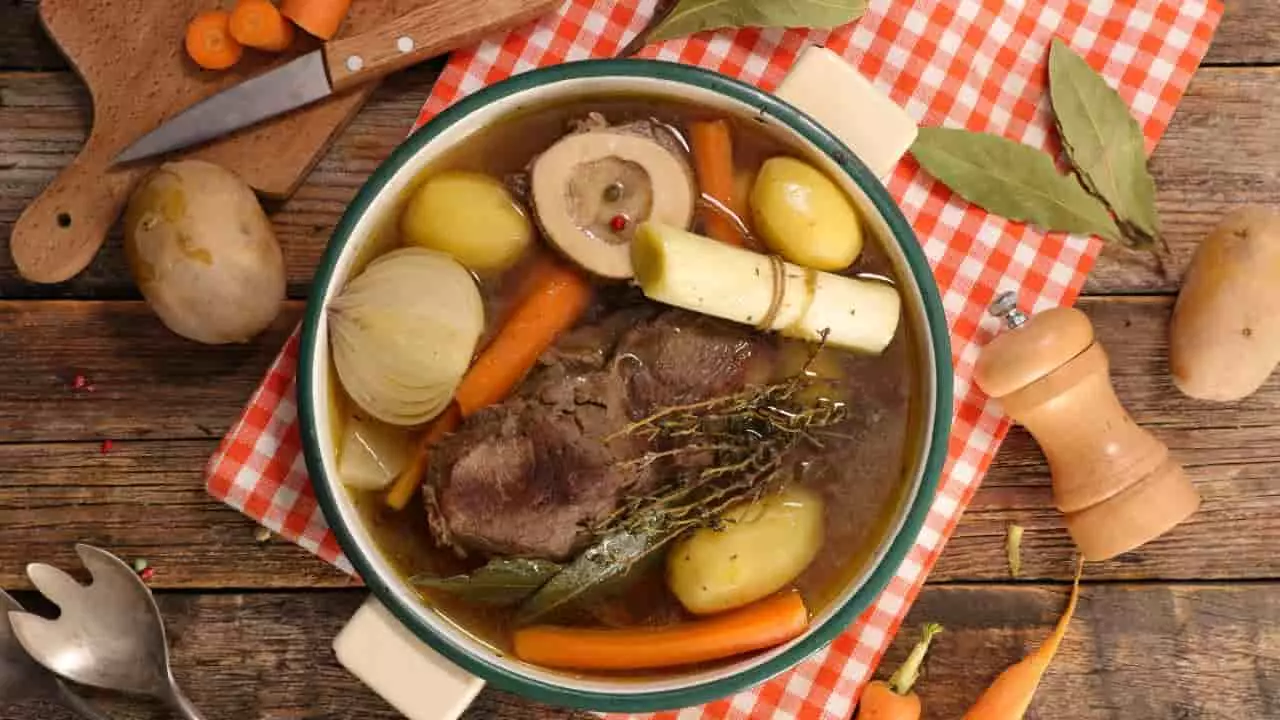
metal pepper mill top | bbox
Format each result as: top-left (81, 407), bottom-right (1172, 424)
top-left (974, 291), bottom-right (1201, 561)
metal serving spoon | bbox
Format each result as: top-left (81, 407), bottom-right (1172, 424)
top-left (7, 544), bottom-right (206, 720)
top-left (0, 589), bottom-right (111, 719)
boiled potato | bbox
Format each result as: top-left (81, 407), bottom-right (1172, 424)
top-left (750, 157), bottom-right (862, 271)
top-left (401, 171), bottom-right (532, 274)
top-left (667, 485), bottom-right (824, 615)
top-left (1170, 205), bottom-right (1280, 400)
top-left (124, 160), bottom-right (284, 345)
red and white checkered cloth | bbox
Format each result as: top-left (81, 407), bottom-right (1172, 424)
top-left (207, 1), bottom-right (1222, 717)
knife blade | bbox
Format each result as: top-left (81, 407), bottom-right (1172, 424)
top-left (116, 52), bottom-right (332, 164)
top-left (114, 0), bottom-right (559, 165)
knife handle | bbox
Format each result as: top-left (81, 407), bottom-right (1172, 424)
top-left (324, 0), bottom-right (559, 94)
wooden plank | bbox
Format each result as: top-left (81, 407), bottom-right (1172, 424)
top-left (1084, 63), bottom-right (1280, 294)
top-left (3, 65), bottom-right (1280, 298)
top-left (0, 590), bottom-right (580, 720)
top-left (5, 296), bottom-right (1276, 440)
top-left (0, 300), bottom-right (302, 444)
top-left (936, 295), bottom-right (1280, 581)
top-left (3, 0), bottom-right (1280, 70)
top-left (1210, 0), bottom-right (1280, 65)
top-left (0, 3), bottom-right (65, 70)
top-left (879, 582), bottom-right (1280, 720)
top-left (0, 421), bottom-right (1273, 590)
top-left (934, 424), bottom-right (1280, 582)
top-left (0, 439), bottom-right (355, 590)
top-left (0, 298), bottom-right (1276, 588)
top-left (0, 584), bottom-right (1273, 719)
top-left (0, 67), bottom-right (435, 299)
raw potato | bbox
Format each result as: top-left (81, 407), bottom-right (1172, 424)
top-left (750, 157), bottom-right (863, 271)
top-left (667, 485), bottom-right (824, 616)
top-left (1170, 206), bottom-right (1280, 401)
top-left (124, 160), bottom-right (285, 344)
top-left (401, 171), bottom-right (533, 274)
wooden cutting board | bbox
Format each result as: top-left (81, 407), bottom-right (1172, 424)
top-left (12, 0), bottom-right (528, 284)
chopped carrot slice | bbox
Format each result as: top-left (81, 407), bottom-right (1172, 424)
top-left (281, 0), bottom-right (353, 40)
top-left (185, 11), bottom-right (244, 71)
top-left (230, 0), bottom-right (296, 52)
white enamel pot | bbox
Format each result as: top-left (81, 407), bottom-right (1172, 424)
top-left (298, 54), bottom-right (952, 718)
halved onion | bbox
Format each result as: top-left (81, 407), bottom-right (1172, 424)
top-left (328, 247), bottom-right (484, 426)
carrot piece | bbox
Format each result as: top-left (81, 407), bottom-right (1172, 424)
top-left (281, 0), bottom-right (353, 40)
top-left (962, 558), bottom-right (1085, 719)
top-left (453, 255), bottom-right (593, 416)
top-left (689, 119), bottom-right (745, 247)
top-left (384, 403), bottom-right (461, 512)
top-left (383, 255), bottom-right (592, 510)
top-left (855, 623), bottom-right (943, 720)
top-left (513, 591), bottom-right (809, 671)
top-left (230, 0), bottom-right (296, 52)
top-left (185, 11), bottom-right (244, 71)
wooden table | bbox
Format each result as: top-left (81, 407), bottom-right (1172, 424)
top-left (2, 2), bottom-right (1277, 718)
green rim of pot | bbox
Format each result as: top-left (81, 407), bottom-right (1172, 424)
top-left (299, 58), bottom-right (953, 713)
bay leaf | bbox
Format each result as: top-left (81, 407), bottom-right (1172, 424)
top-left (648, 0), bottom-right (868, 43)
top-left (1049, 38), bottom-right (1160, 249)
top-left (910, 127), bottom-right (1124, 243)
top-left (411, 557), bottom-right (561, 607)
top-left (516, 517), bottom-right (677, 624)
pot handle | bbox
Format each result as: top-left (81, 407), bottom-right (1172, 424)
top-left (775, 45), bottom-right (918, 180)
top-left (335, 598), bottom-right (485, 719)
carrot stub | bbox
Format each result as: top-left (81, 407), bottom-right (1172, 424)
top-left (185, 11), bottom-right (244, 71)
top-left (856, 623), bottom-right (943, 720)
top-left (962, 558), bottom-right (1085, 719)
top-left (513, 591), bottom-right (809, 671)
top-left (230, 0), bottom-right (296, 52)
top-left (383, 255), bottom-right (593, 510)
top-left (688, 119), bottom-right (746, 247)
top-left (281, 0), bottom-right (354, 40)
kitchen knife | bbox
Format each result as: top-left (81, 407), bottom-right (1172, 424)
top-left (115, 0), bottom-right (559, 164)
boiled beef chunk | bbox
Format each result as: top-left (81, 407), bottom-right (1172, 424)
top-left (426, 311), bottom-right (772, 560)
top-left (615, 312), bottom-right (763, 416)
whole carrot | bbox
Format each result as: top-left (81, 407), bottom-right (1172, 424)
top-left (856, 623), bottom-right (943, 719)
top-left (962, 558), bottom-right (1085, 719)
top-left (513, 591), bottom-right (809, 671)
top-left (688, 119), bottom-right (746, 247)
top-left (453, 255), bottom-right (592, 415)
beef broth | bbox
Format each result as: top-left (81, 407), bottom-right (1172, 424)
top-left (340, 96), bottom-right (921, 662)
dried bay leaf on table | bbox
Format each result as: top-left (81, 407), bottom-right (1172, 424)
top-left (1049, 38), bottom-right (1161, 250)
top-left (648, 0), bottom-right (869, 42)
top-left (910, 127), bottom-right (1125, 244)
top-left (411, 557), bottom-right (562, 606)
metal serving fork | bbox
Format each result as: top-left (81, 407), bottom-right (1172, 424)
top-left (0, 589), bottom-right (111, 719)
top-left (7, 544), bottom-right (206, 720)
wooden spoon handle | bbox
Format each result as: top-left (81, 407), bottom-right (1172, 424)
top-left (11, 139), bottom-right (145, 284)
top-left (324, 0), bottom-right (558, 94)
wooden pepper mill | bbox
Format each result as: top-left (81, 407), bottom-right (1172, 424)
top-left (974, 292), bottom-right (1201, 561)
